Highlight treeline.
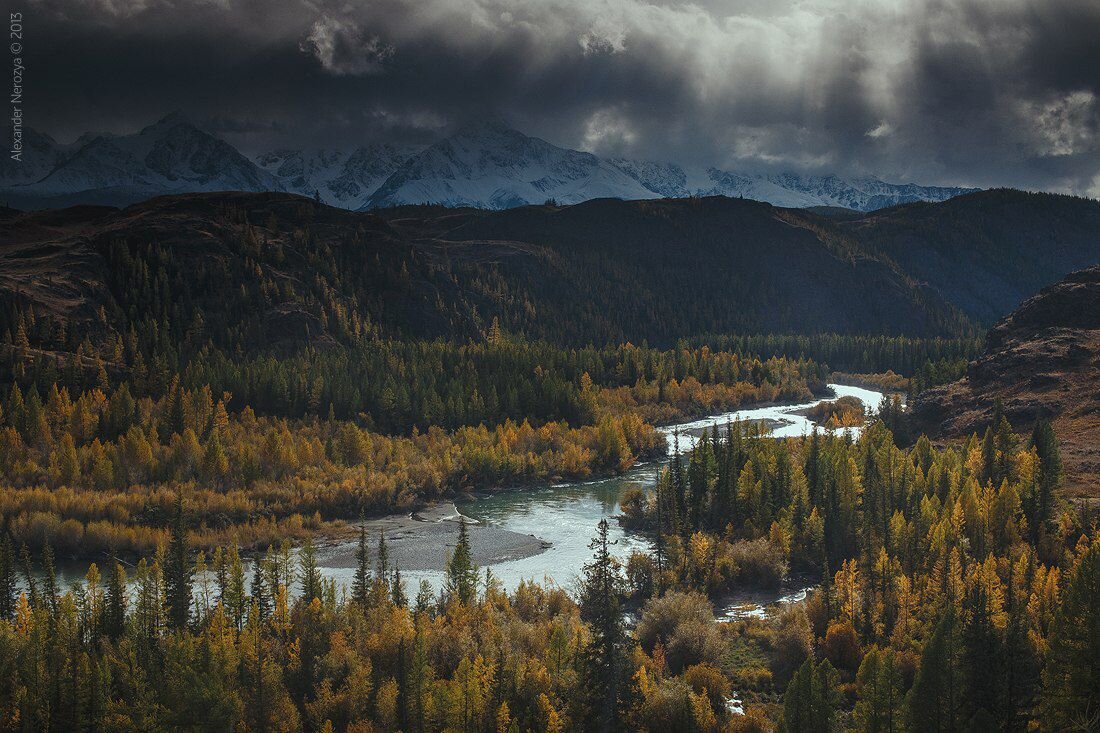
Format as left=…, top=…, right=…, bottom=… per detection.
left=0, top=378, right=661, bottom=556
left=0, top=501, right=749, bottom=733
left=5, top=296, right=978, bottom=438
left=1, top=297, right=824, bottom=433
left=181, top=340, right=825, bottom=432
left=697, top=333, right=978, bottom=391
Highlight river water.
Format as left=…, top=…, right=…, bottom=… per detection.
left=44, top=383, right=884, bottom=617
left=315, top=383, right=884, bottom=610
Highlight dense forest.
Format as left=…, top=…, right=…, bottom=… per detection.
left=0, top=296, right=979, bottom=560
left=1, top=414, right=1096, bottom=731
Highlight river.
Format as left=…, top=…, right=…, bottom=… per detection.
left=42, top=383, right=885, bottom=617
left=315, top=383, right=885, bottom=612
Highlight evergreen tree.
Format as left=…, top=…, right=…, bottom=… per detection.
left=853, top=647, right=902, bottom=733
left=351, top=525, right=371, bottom=609
left=391, top=566, right=407, bottom=608
left=1030, top=418, right=1062, bottom=532
left=299, top=537, right=321, bottom=602
left=165, top=493, right=192, bottom=629
left=103, top=561, right=128, bottom=639
left=376, top=529, right=390, bottom=588
left=41, top=542, right=59, bottom=617
left=0, top=534, right=15, bottom=620
left=961, top=585, right=1005, bottom=727
left=579, top=519, right=626, bottom=732
left=907, top=611, right=961, bottom=733
left=203, top=431, right=229, bottom=483
left=781, top=657, right=840, bottom=733
left=166, top=377, right=187, bottom=436
left=250, top=559, right=270, bottom=620
left=445, top=518, right=478, bottom=605
left=18, top=543, right=38, bottom=609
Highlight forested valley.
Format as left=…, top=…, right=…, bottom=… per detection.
left=0, top=191, right=1095, bottom=732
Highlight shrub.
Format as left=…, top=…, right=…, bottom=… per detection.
left=636, top=591, right=724, bottom=673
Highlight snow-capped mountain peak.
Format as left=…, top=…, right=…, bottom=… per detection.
left=255, top=143, right=418, bottom=209
left=4, top=113, right=284, bottom=207
left=361, top=121, right=659, bottom=210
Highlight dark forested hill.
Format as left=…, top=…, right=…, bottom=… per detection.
left=2, top=189, right=1099, bottom=355
left=0, top=192, right=972, bottom=353
left=839, top=189, right=1100, bottom=324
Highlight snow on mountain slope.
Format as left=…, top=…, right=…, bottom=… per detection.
left=764, top=172, right=975, bottom=211
left=361, top=120, right=660, bottom=210
left=6, top=113, right=284, bottom=206
left=606, top=159, right=977, bottom=212
left=256, top=143, right=417, bottom=209
left=0, top=128, right=82, bottom=187
left=604, top=158, right=691, bottom=198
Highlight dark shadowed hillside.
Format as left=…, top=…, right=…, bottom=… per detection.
left=4, top=189, right=1100, bottom=355
left=0, top=192, right=971, bottom=351
left=840, top=189, right=1100, bottom=324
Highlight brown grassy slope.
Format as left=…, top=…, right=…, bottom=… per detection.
left=910, top=266, right=1100, bottom=499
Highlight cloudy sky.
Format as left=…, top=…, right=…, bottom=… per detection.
left=27, top=0, right=1100, bottom=194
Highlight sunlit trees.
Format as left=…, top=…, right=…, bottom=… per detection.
left=635, top=591, right=723, bottom=674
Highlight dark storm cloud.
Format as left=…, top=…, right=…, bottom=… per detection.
left=24, top=0, right=1100, bottom=195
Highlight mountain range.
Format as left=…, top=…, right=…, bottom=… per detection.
left=2, top=114, right=977, bottom=212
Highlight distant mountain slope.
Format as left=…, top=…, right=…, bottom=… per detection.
left=910, top=266, right=1100, bottom=498
left=7, top=189, right=1096, bottom=350
left=2, top=114, right=285, bottom=208
left=0, top=192, right=972, bottom=353
left=0, top=128, right=80, bottom=187
left=606, top=159, right=976, bottom=211
left=838, top=190, right=1100, bottom=324
left=255, top=143, right=418, bottom=209
left=410, top=196, right=969, bottom=338
left=361, top=120, right=659, bottom=210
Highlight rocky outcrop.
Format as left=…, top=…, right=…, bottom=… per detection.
left=910, top=266, right=1100, bottom=497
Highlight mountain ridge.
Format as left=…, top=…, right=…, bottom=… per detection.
left=0, top=190, right=975, bottom=351
left=2, top=113, right=285, bottom=209
left=5, top=188, right=1100, bottom=340
left=3, top=114, right=978, bottom=212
